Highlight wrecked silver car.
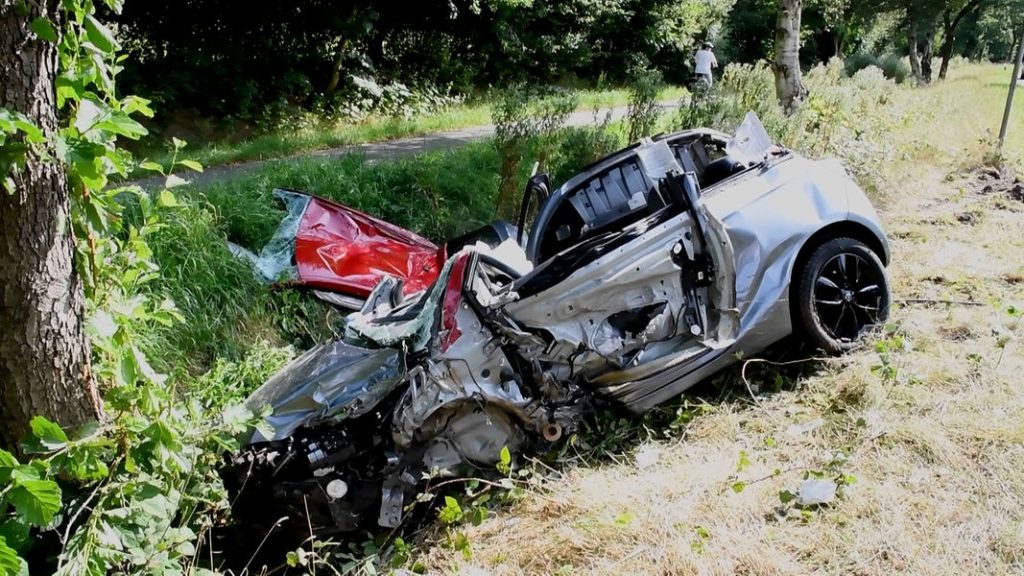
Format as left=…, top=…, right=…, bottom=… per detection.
left=228, top=113, right=891, bottom=534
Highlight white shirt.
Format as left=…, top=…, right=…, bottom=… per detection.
left=695, top=50, right=717, bottom=75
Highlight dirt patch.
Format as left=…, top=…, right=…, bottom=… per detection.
left=938, top=324, right=977, bottom=342
left=967, top=166, right=1024, bottom=202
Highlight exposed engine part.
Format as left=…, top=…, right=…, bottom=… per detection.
left=542, top=421, right=563, bottom=442
left=326, top=479, right=349, bottom=499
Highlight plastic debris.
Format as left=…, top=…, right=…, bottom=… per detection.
left=797, top=479, right=837, bottom=506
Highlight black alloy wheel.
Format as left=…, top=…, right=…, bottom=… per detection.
left=794, top=237, right=890, bottom=353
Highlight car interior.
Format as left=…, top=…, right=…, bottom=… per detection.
left=444, top=132, right=753, bottom=277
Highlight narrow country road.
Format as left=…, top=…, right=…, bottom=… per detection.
left=137, top=101, right=680, bottom=189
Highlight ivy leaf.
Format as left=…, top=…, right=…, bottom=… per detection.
left=8, top=478, right=62, bottom=526
left=83, top=14, right=118, bottom=53
left=30, top=18, right=58, bottom=43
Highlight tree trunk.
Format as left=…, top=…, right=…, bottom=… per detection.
left=325, top=36, right=349, bottom=94
left=938, top=1, right=984, bottom=80
left=921, top=35, right=934, bottom=83
left=0, top=0, right=102, bottom=451
left=909, top=21, right=923, bottom=84
left=773, top=0, right=806, bottom=114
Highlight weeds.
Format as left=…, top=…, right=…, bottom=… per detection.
left=626, top=68, right=664, bottom=141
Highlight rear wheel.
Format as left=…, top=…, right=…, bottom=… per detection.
left=793, top=237, right=890, bottom=353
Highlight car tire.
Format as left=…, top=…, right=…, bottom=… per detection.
left=793, top=237, right=890, bottom=353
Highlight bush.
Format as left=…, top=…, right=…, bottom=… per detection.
left=626, top=69, right=663, bottom=141
left=844, top=53, right=879, bottom=77
left=877, top=54, right=910, bottom=84
left=673, top=59, right=903, bottom=191
left=492, top=86, right=578, bottom=218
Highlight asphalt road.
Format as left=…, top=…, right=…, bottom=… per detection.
left=135, top=101, right=680, bottom=189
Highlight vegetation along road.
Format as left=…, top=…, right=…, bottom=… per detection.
left=1, top=0, right=1023, bottom=574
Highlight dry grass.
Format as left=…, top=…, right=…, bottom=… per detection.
left=414, top=64, right=1024, bottom=576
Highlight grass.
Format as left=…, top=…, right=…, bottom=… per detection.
left=132, top=86, right=684, bottom=173
left=412, top=63, right=1024, bottom=575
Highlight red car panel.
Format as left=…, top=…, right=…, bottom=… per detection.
left=294, top=196, right=445, bottom=299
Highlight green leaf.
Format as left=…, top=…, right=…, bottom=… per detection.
left=0, top=520, right=30, bottom=553
left=30, top=18, right=58, bottom=43
left=164, top=174, right=188, bottom=189
left=0, top=449, right=17, bottom=469
left=8, top=478, right=62, bottom=526
left=138, top=161, right=164, bottom=175
left=0, top=537, right=24, bottom=576
left=83, top=14, right=118, bottom=53
left=156, top=189, right=179, bottom=208
left=730, top=481, right=746, bottom=493
left=28, top=416, right=69, bottom=452
left=74, top=99, right=103, bottom=133
left=88, top=309, right=118, bottom=339
left=94, top=112, right=147, bottom=139
left=736, top=450, right=751, bottom=472
left=779, top=490, right=797, bottom=504
left=175, top=159, right=203, bottom=173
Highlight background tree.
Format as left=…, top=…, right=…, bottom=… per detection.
left=774, top=0, right=807, bottom=112
left=937, top=0, right=987, bottom=79
left=0, top=0, right=102, bottom=450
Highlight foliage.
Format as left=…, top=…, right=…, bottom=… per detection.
left=492, top=86, right=578, bottom=217
left=0, top=2, right=269, bottom=574
left=626, top=68, right=664, bottom=141
left=108, top=0, right=733, bottom=124
left=674, top=60, right=904, bottom=190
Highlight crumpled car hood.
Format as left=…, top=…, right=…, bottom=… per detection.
left=245, top=340, right=405, bottom=442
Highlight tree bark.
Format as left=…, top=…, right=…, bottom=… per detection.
left=325, top=36, right=349, bottom=94
left=0, top=0, right=102, bottom=450
left=921, top=34, right=934, bottom=83
left=909, top=21, right=923, bottom=85
left=773, top=0, right=806, bottom=114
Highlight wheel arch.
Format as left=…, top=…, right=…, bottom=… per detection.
left=787, top=220, right=889, bottom=319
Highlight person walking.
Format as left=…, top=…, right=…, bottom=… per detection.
left=694, top=42, right=718, bottom=87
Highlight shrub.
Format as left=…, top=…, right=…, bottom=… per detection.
left=844, top=53, right=879, bottom=77
left=492, top=86, right=578, bottom=218
left=627, top=68, right=664, bottom=141
left=877, top=54, right=910, bottom=84
left=673, top=58, right=903, bottom=192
